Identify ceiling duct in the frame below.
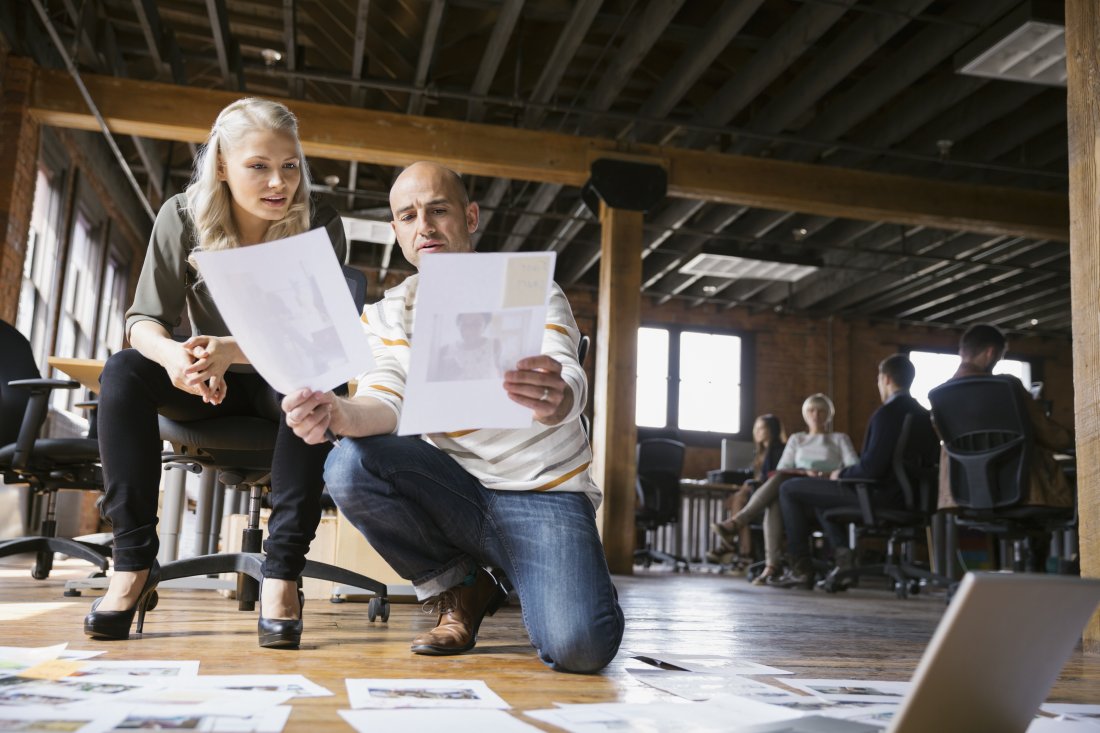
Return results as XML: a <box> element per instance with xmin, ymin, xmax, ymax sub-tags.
<box><xmin>955</xmin><ymin>0</ymin><xmax>1065</xmax><ymax>87</ymax></box>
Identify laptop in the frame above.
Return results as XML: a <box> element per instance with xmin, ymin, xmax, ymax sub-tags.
<box><xmin>742</xmin><ymin>572</ymin><xmax>1100</xmax><ymax>733</ymax></box>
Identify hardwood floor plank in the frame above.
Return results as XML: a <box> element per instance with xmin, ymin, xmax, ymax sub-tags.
<box><xmin>1</xmin><ymin>560</ymin><xmax>1097</xmax><ymax>731</ymax></box>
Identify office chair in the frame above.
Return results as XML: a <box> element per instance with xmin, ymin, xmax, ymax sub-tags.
<box><xmin>154</xmin><ymin>263</ymin><xmax>390</xmax><ymax>621</ymax></box>
<box><xmin>634</xmin><ymin>437</ymin><xmax>689</xmax><ymax>571</ymax></box>
<box><xmin>0</xmin><ymin>320</ymin><xmax>111</xmax><ymax>580</ymax></box>
<box><xmin>929</xmin><ymin>376</ymin><xmax>1075</xmax><ymax>574</ymax></box>
<box><xmin>821</xmin><ymin>413</ymin><xmax>950</xmax><ymax>598</ymax></box>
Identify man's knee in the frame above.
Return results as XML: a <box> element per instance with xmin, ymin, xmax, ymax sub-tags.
<box><xmin>323</xmin><ymin>434</ymin><xmax>418</xmax><ymax>503</ymax></box>
<box><xmin>537</xmin><ymin>607</ymin><xmax>624</xmax><ymax>674</ymax></box>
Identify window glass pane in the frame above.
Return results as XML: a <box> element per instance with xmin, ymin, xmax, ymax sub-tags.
<box><xmin>636</xmin><ymin>327</ymin><xmax>669</xmax><ymax>427</ymax></box>
<box><xmin>678</xmin><ymin>332</ymin><xmax>741</xmax><ymax>433</ymax></box>
<box><xmin>17</xmin><ymin>167</ymin><xmax>62</xmax><ymax>364</ymax></box>
<box><xmin>910</xmin><ymin>350</ymin><xmax>1032</xmax><ymax>408</ymax></box>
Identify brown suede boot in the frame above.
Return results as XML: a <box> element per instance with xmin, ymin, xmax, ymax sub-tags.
<box><xmin>411</xmin><ymin>568</ymin><xmax>507</xmax><ymax>656</ymax></box>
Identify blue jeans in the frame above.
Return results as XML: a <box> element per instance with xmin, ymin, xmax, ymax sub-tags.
<box><xmin>324</xmin><ymin>434</ymin><xmax>624</xmax><ymax>673</ymax></box>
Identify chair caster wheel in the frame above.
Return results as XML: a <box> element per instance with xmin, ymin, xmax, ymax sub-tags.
<box><xmin>368</xmin><ymin>597</ymin><xmax>389</xmax><ymax>622</ymax></box>
<box><xmin>64</xmin><ymin>588</ymin><xmax>82</xmax><ymax>597</ymax></box>
<box><xmin>32</xmin><ymin>553</ymin><xmax>53</xmax><ymax>580</ymax></box>
<box><xmin>329</xmin><ymin>596</ymin><xmax>346</xmax><ymax>604</ymax></box>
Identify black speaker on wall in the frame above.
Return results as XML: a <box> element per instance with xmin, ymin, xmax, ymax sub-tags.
<box><xmin>581</xmin><ymin>158</ymin><xmax>668</xmax><ymax>216</ymax></box>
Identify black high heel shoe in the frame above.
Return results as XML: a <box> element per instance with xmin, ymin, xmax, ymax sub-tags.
<box><xmin>257</xmin><ymin>578</ymin><xmax>304</xmax><ymax>649</ymax></box>
<box><xmin>83</xmin><ymin>562</ymin><xmax>161</xmax><ymax>640</ymax></box>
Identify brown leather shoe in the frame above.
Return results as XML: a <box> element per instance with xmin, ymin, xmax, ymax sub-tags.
<box><xmin>411</xmin><ymin>568</ymin><xmax>507</xmax><ymax>656</ymax></box>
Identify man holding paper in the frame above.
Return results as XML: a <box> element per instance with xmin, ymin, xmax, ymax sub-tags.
<box><xmin>281</xmin><ymin>162</ymin><xmax>624</xmax><ymax>673</ymax></box>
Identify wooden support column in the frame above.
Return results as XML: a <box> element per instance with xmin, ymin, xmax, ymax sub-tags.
<box><xmin>0</xmin><ymin>54</ymin><xmax>39</xmax><ymax>324</ymax></box>
<box><xmin>592</xmin><ymin>202</ymin><xmax>642</xmax><ymax>575</ymax></box>
<box><xmin>1067</xmin><ymin>0</ymin><xmax>1100</xmax><ymax>653</ymax></box>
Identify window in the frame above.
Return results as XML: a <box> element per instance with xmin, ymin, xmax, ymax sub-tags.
<box><xmin>636</xmin><ymin>326</ymin><xmax>746</xmax><ymax>436</ymax></box>
<box><xmin>95</xmin><ymin>249</ymin><xmax>129</xmax><ymax>360</ymax></box>
<box><xmin>909</xmin><ymin>350</ymin><xmax>1032</xmax><ymax>409</ymax></box>
<box><xmin>53</xmin><ymin>210</ymin><xmax>104</xmax><ymax>413</ymax></box>
<box><xmin>16</xmin><ymin>166</ymin><xmax>64</xmax><ymax>365</ymax></box>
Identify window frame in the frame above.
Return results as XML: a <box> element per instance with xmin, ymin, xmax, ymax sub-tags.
<box><xmin>902</xmin><ymin>344</ymin><xmax>1041</xmax><ymax>409</ymax></box>
<box><xmin>636</xmin><ymin>322</ymin><xmax>754</xmax><ymax>448</ymax></box>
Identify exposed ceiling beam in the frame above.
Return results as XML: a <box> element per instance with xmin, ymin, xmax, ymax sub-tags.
<box><xmin>407</xmin><ymin>0</ymin><xmax>445</xmax><ymax>116</ymax></box>
<box><xmin>522</xmin><ymin>0</ymin><xmax>602</xmax><ymax>127</ymax></box>
<box><xmin>349</xmin><ymin>0</ymin><xmax>370</xmax><ymax>107</ymax></box>
<box><xmin>630</xmin><ymin>0</ymin><xmax>763</xmax><ymax>142</ymax></box>
<box><xmin>131</xmin><ymin>0</ymin><xmax>165</xmax><ymax>72</ymax></box>
<box><xmin>204</xmin><ymin>0</ymin><xmax>244</xmax><ymax>91</ymax></box>
<box><xmin>283</xmin><ymin>0</ymin><xmax>300</xmax><ymax>97</ymax></box>
<box><xmin>732</xmin><ymin>0</ymin><xmax>936</xmax><ymax>157</ymax></box>
<box><xmin>466</xmin><ymin>0</ymin><xmax>524</xmax><ymax>122</ymax></box>
<box><xmin>28</xmin><ymin>68</ymin><xmax>1070</xmax><ymax>242</ymax></box>
<box><xmin>676</xmin><ymin>0</ymin><xmax>855</xmax><ymax>148</ymax></box>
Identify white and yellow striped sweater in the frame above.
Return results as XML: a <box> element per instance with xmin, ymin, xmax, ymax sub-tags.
<box><xmin>354</xmin><ymin>274</ymin><xmax>601</xmax><ymax>508</ymax></box>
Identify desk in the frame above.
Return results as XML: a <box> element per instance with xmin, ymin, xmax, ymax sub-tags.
<box><xmin>653</xmin><ymin>479</ymin><xmax>742</xmax><ymax>563</ymax></box>
<box><xmin>46</xmin><ymin>357</ymin><xmax>104</xmax><ymax>393</ymax></box>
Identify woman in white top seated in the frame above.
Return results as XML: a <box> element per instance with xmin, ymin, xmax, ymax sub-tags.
<box><xmin>712</xmin><ymin>393</ymin><xmax>857</xmax><ymax>585</ymax></box>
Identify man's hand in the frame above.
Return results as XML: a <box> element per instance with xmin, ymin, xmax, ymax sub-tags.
<box><xmin>504</xmin><ymin>355</ymin><xmax>573</xmax><ymax>425</ymax></box>
<box><xmin>829</xmin><ymin>468</ymin><xmax>843</xmax><ymax>480</ymax></box>
<box><xmin>182</xmin><ymin>335</ymin><xmax>241</xmax><ymax>405</ymax></box>
<box><xmin>282</xmin><ymin>389</ymin><xmax>339</xmax><ymax>444</ymax></box>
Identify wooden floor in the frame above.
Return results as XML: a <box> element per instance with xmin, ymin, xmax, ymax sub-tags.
<box><xmin>2</xmin><ymin>558</ymin><xmax>1098</xmax><ymax>730</ymax></box>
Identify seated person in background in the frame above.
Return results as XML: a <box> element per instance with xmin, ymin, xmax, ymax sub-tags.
<box><xmin>937</xmin><ymin>323</ymin><xmax>1073</xmax><ymax>512</ymax></box>
<box><xmin>775</xmin><ymin>354</ymin><xmax>938</xmax><ymax>589</ymax></box>
<box><xmin>280</xmin><ymin>161</ymin><xmax>624</xmax><ymax>673</ymax></box>
<box><xmin>712</xmin><ymin>393</ymin><xmax>857</xmax><ymax>585</ymax></box>
<box><xmin>706</xmin><ymin>414</ymin><xmax>785</xmax><ymax>569</ymax></box>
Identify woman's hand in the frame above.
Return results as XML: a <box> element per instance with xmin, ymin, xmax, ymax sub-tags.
<box><xmin>503</xmin><ymin>355</ymin><xmax>573</xmax><ymax>425</ymax></box>
<box><xmin>182</xmin><ymin>335</ymin><xmax>242</xmax><ymax>405</ymax></box>
<box><xmin>160</xmin><ymin>341</ymin><xmax>212</xmax><ymax>399</ymax></box>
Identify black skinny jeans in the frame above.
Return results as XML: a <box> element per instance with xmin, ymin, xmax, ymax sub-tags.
<box><xmin>98</xmin><ymin>348</ymin><xmax>330</xmax><ymax>579</ymax></box>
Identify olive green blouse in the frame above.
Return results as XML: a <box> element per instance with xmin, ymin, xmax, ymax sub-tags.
<box><xmin>125</xmin><ymin>193</ymin><xmax>347</xmax><ymax>346</ymax></box>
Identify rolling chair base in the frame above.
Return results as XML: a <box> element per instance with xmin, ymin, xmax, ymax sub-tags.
<box><xmin>0</xmin><ymin>537</ymin><xmax>111</xmax><ymax>579</ymax></box>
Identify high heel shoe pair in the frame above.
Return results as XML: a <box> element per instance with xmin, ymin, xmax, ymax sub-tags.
<box><xmin>83</xmin><ymin>562</ymin><xmax>161</xmax><ymax>640</ymax></box>
<box><xmin>257</xmin><ymin>578</ymin><xmax>305</xmax><ymax>649</ymax></box>
<box><xmin>83</xmin><ymin>566</ymin><xmax>303</xmax><ymax>648</ymax></box>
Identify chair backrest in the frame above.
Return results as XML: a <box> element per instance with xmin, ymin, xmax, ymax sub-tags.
<box><xmin>928</xmin><ymin>376</ymin><xmax>1032</xmax><ymax>511</ymax></box>
<box><xmin>0</xmin><ymin>320</ymin><xmax>41</xmax><ymax>447</ymax></box>
<box><xmin>890</xmin><ymin>412</ymin><xmax>940</xmax><ymax>515</ymax></box>
<box><xmin>635</xmin><ymin>438</ymin><xmax>686</xmax><ymax>525</ymax></box>
<box><xmin>341</xmin><ymin>265</ymin><xmax>368</xmax><ymax>313</ymax></box>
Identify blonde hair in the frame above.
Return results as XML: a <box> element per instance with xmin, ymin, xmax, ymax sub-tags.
<box><xmin>185</xmin><ymin>98</ymin><xmax>312</xmax><ymax>264</ymax></box>
<box><xmin>802</xmin><ymin>393</ymin><xmax>836</xmax><ymax>422</ymax></box>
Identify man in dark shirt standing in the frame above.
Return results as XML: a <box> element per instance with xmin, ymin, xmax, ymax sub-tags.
<box><xmin>775</xmin><ymin>354</ymin><xmax>937</xmax><ymax>589</ymax></box>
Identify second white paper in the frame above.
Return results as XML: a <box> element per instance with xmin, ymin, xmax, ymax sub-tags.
<box><xmin>398</xmin><ymin>252</ymin><xmax>555</xmax><ymax>435</ymax></box>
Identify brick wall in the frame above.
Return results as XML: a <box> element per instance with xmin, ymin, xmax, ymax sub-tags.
<box><xmin>564</xmin><ymin>287</ymin><xmax>1074</xmax><ymax>480</ymax></box>
<box><xmin>0</xmin><ymin>54</ymin><xmax>39</xmax><ymax>324</ymax></box>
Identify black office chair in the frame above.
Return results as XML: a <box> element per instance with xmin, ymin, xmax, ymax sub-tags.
<box><xmin>0</xmin><ymin>320</ymin><xmax>111</xmax><ymax>579</ymax></box>
<box><xmin>929</xmin><ymin>376</ymin><xmax>1075</xmax><ymax>573</ymax></box>
<box><xmin>634</xmin><ymin>437</ymin><xmax>689</xmax><ymax>571</ymax></box>
<box><xmin>576</xmin><ymin>334</ymin><xmax>591</xmax><ymax>440</ymax></box>
<box><xmin>821</xmin><ymin>413</ymin><xmax>949</xmax><ymax>598</ymax></box>
<box><xmin>155</xmin><ymin>263</ymin><xmax>391</xmax><ymax>622</ymax></box>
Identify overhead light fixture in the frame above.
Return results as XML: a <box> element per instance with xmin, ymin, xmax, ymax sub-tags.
<box><xmin>679</xmin><ymin>253</ymin><xmax>817</xmax><ymax>283</ymax></box>
<box><xmin>341</xmin><ymin>216</ymin><xmax>395</xmax><ymax>245</ymax></box>
<box><xmin>791</xmin><ymin>227</ymin><xmax>809</xmax><ymax>241</ymax></box>
<box><xmin>323</xmin><ymin>174</ymin><xmax>341</xmax><ymax>187</ymax></box>
<box><xmin>260</xmin><ymin>48</ymin><xmax>283</xmax><ymax>67</ymax></box>
<box><xmin>955</xmin><ymin>0</ymin><xmax>1065</xmax><ymax>87</ymax></box>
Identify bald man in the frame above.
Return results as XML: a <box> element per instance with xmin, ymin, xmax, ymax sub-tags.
<box><xmin>281</xmin><ymin>162</ymin><xmax>623</xmax><ymax>673</ymax></box>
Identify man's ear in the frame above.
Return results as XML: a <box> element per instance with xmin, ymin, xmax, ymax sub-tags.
<box><xmin>466</xmin><ymin>202</ymin><xmax>480</xmax><ymax>235</ymax></box>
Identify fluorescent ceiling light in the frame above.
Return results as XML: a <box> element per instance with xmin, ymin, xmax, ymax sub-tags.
<box><xmin>955</xmin><ymin>1</ymin><xmax>1065</xmax><ymax>87</ymax></box>
<box><xmin>341</xmin><ymin>217</ymin><xmax>395</xmax><ymax>245</ymax></box>
<box><xmin>679</xmin><ymin>253</ymin><xmax>817</xmax><ymax>282</ymax></box>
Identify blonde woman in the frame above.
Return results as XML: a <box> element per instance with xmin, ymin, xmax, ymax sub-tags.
<box><xmin>85</xmin><ymin>99</ymin><xmax>346</xmax><ymax>648</ymax></box>
<box><xmin>712</xmin><ymin>393</ymin><xmax>857</xmax><ymax>584</ymax></box>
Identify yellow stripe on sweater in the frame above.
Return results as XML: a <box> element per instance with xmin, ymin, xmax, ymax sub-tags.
<box><xmin>531</xmin><ymin>461</ymin><xmax>591</xmax><ymax>492</ymax></box>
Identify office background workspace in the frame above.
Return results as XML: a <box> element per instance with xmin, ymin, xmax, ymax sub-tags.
<box><xmin>0</xmin><ymin>0</ymin><xmax>1098</xmax><ymax>677</ymax></box>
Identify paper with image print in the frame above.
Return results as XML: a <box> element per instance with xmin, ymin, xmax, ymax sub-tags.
<box><xmin>340</xmin><ymin>709</ymin><xmax>538</xmax><ymax>733</ymax></box>
<box><xmin>399</xmin><ymin>252</ymin><xmax>555</xmax><ymax>435</ymax></box>
<box><xmin>345</xmin><ymin>678</ymin><xmax>508</xmax><ymax>709</ymax></box>
<box><xmin>0</xmin><ymin>705</ymin><xmax>127</xmax><ymax>733</ymax></box>
<box><xmin>193</xmin><ymin>228</ymin><xmax>374</xmax><ymax>394</ymax></box>
<box><xmin>781</xmin><ymin>679</ymin><xmax>910</xmax><ymax>704</ymax></box>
